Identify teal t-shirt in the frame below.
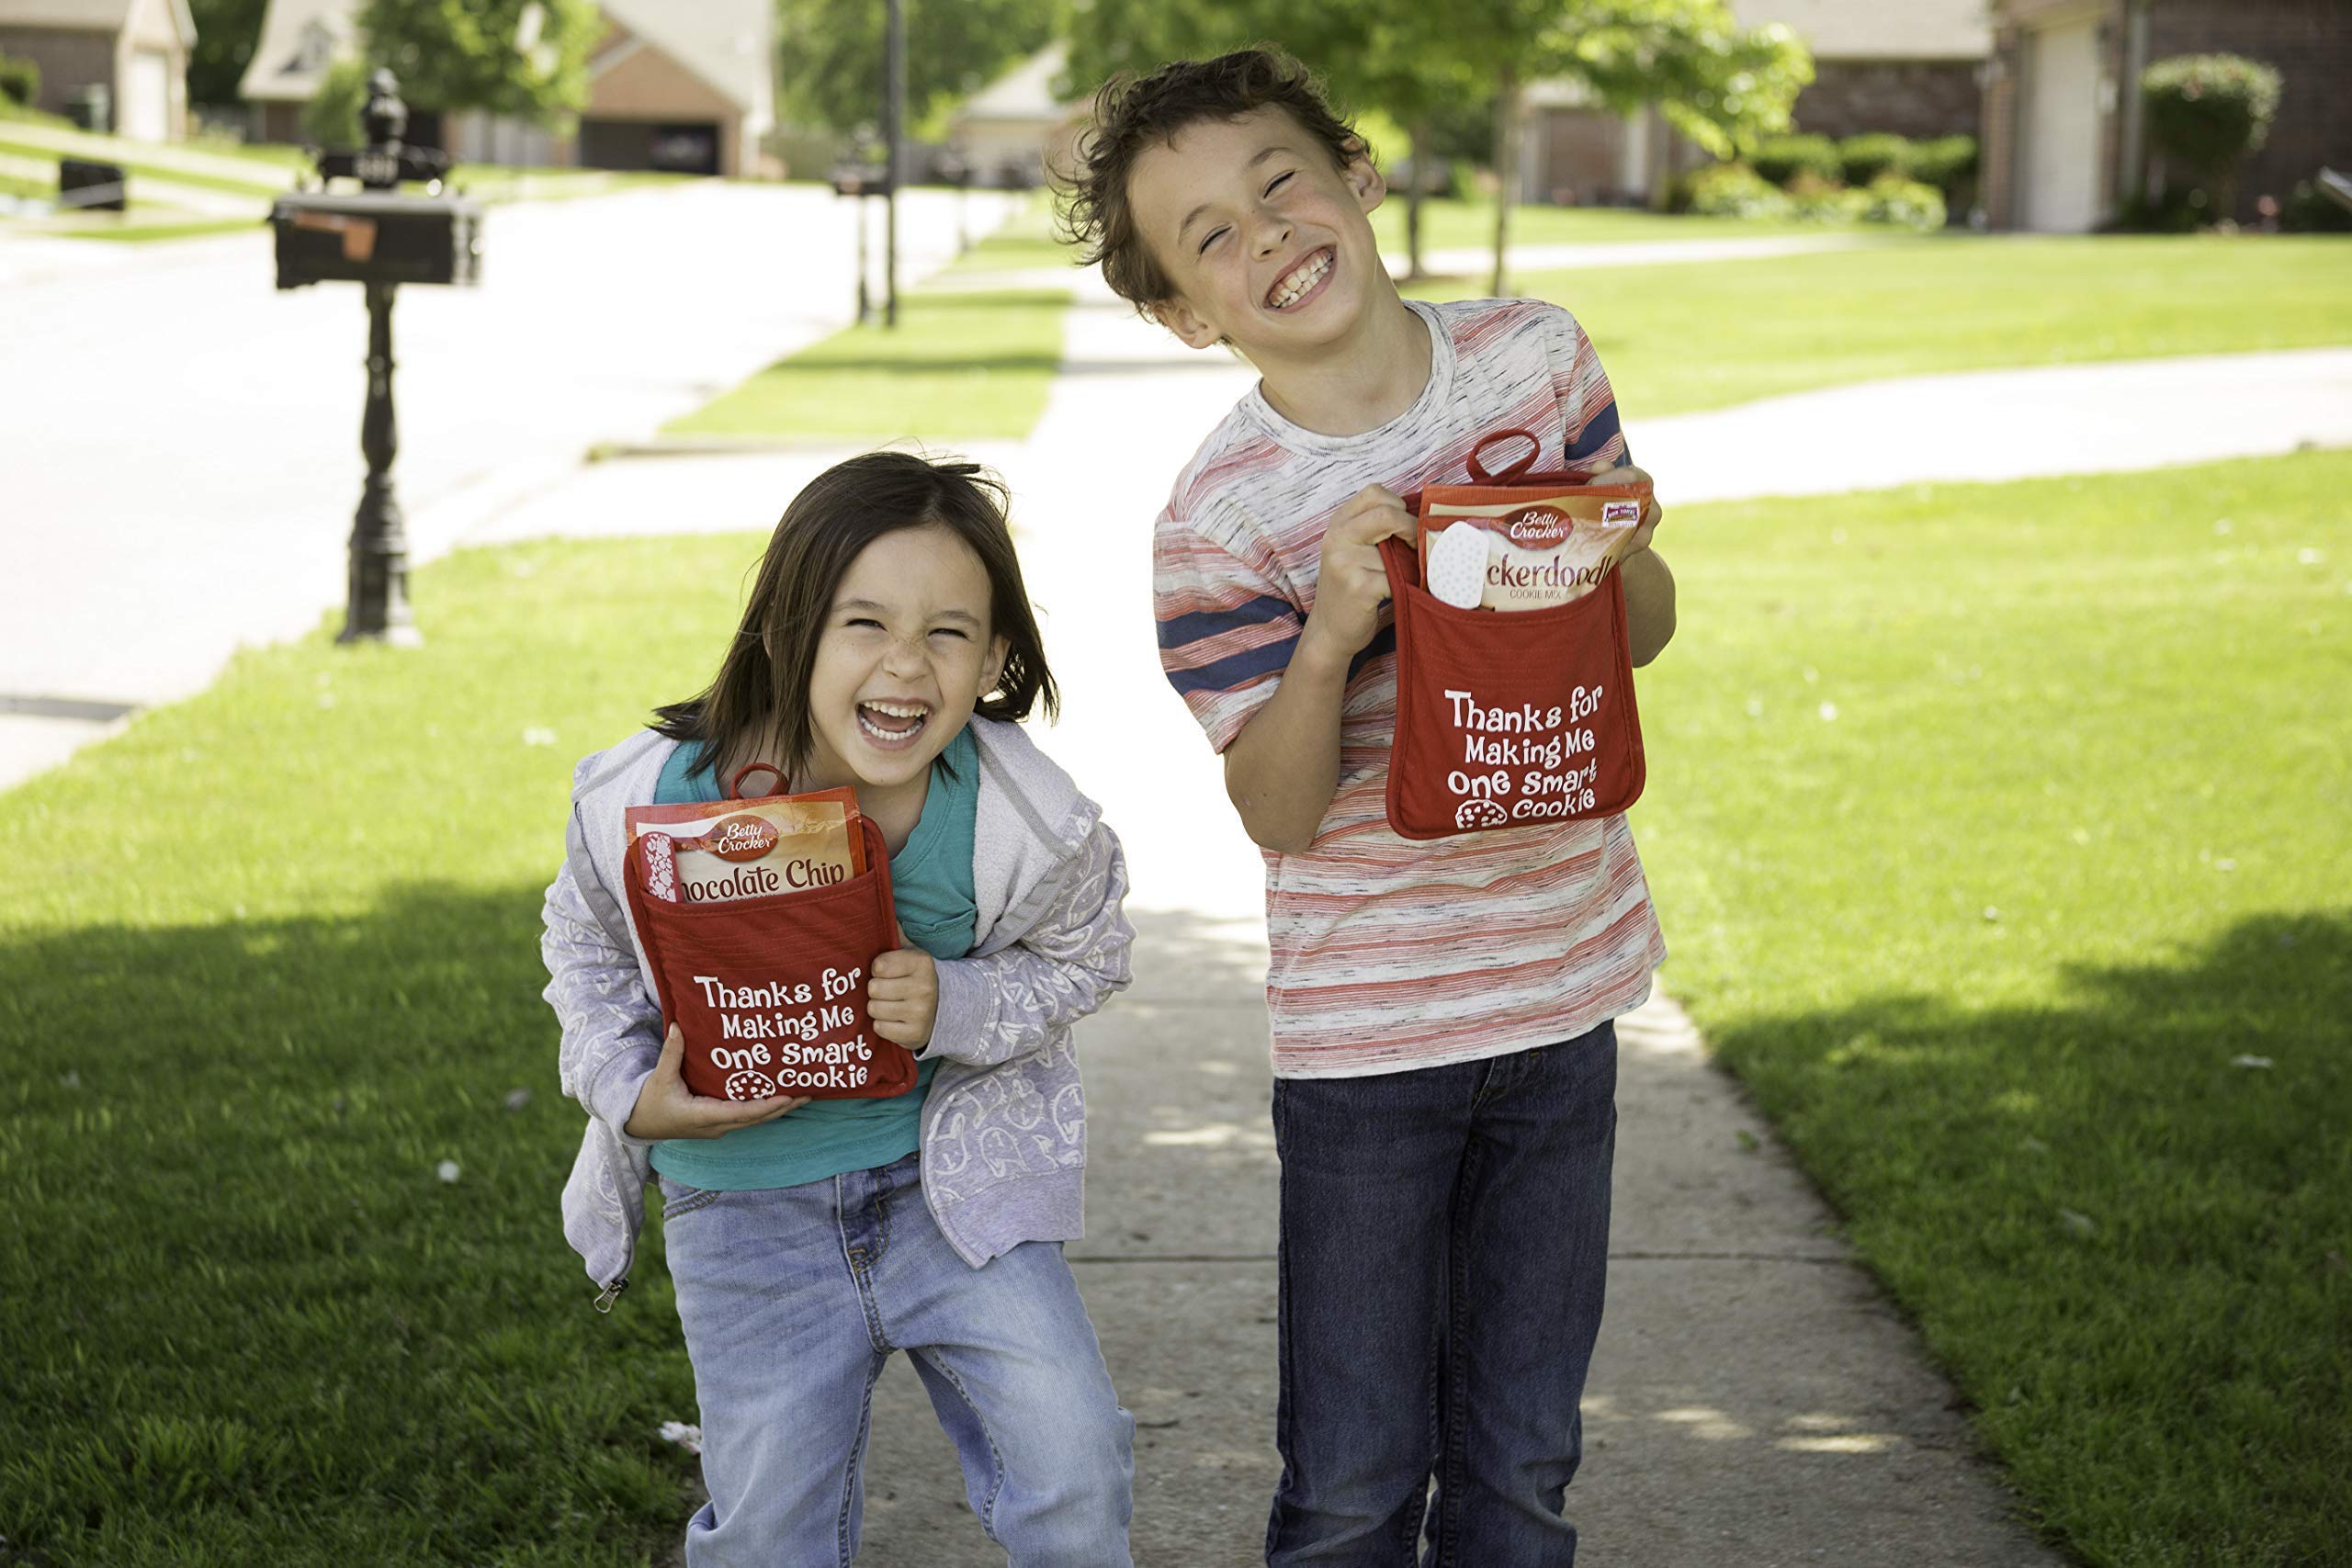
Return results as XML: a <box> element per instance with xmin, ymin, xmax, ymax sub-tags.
<box><xmin>648</xmin><ymin>730</ymin><xmax>978</xmax><ymax>1190</ymax></box>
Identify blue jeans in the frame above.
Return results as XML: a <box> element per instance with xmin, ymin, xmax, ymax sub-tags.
<box><xmin>658</xmin><ymin>1153</ymin><xmax>1135</xmax><ymax>1566</ymax></box>
<box><xmin>1265</xmin><ymin>1022</ymin><xmax>1619</xmax><ymax>1567</ymax></box>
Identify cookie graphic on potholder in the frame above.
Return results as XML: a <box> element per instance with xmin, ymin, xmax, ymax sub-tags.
<box><xmin>1425</xmin><ymin>524</ymin><xmax>1491</xmax><ymax>610</ymax></box>
<box><xmin>723</xmin><ymin>1068</ymin><xmax>777</xmax><ymax>1101</ymax></box>
<box><xmin>641</xmin><ymin>833</ymin><xmax>679</xmax><ymax>901</ymax></box>
<box><xmin>1454</xmin><ymin>798</ymin><xmax>1509</xmax><ymax>830</ymax></box>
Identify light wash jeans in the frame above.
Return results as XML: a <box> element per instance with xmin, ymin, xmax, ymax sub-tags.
<box><xmin>658</xmin><ymin>1152</ymin><xmax>1135</xmax><ymax>1566</ymax></box>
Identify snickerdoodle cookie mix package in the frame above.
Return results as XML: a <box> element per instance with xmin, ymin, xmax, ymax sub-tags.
<box><xmin>1380</xmin><ymin>430</ymin><xmax>1652</xmax><ymax>840</ymax></box>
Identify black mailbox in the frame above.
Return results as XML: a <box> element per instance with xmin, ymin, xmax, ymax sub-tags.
<box><xmin>59</xmin><ymin>158</ymin><xmax>127</xmax><ymax>211</ymax></box>
<box><xmin>271</xmin><ymin>190</ymin><xmax>481</xmax><ymax>289</ymax></box>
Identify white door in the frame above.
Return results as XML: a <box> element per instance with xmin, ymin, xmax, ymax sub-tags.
<box><xmin>122</xmin><ymin>51</ymin><xmax>171</xmax><ymax>141</ymax></box>
<box><xmin>2021</xmin><ymin>16</ymin><xmax>2101</xmax><ymax>231</ymax></box>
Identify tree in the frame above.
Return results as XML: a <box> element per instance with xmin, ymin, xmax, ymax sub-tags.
<box><xmin>1058</xmin><ymin>0</ymin><xmax>1807</xmax><ymax>292</ymax></box>
<box><xmin>187</xmin><ymin>0</ymin><xmax>271</xmax><ymax>109</ymax></box>
<box><xmin>777</xmin><ymin>0</ymin><xmax>1058</xmax><ymax>141</ymax></box>
<box><xmin>1433</xmin><ymin>0</ymin><xmax>1810</xmax><ymax>293</ymax></box>
<box><xmin>2141</xmin><ymin>53</ymin><xmax>2281</xmax><ymax>223</ymax></box>
<box><xmin>1060</xmin><ymin>0</ymin><xmax>1478</xmax><ymax>279</ymax></box>
<box><xmin>356</xmin><ymin>0</ymin><xmax>603</xmax><ymax>126</ymax></box>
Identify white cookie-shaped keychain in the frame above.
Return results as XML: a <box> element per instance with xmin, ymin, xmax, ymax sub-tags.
<box><xmin>1424</xmin><ymin>524</ymin><xmax>1491</xmax><ymax>610</ymax></box>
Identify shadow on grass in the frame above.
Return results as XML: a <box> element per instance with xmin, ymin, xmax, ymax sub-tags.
<box><xmin>0</xmin><ymin>882</ymin><xmax>695</xmax><ymax>1566</ymax></box>
<box><xmin>1698</xmin><ymin>909</ymin><xmax>2352</xmax><ymax>1565</ymax></box>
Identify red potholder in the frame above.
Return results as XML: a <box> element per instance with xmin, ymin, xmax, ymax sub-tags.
<box><xmin>1379</xmin><ymin>430</ymin><xmax>1648</xmax><ymax>840</ymax></box>
<box><xmin>622</xmin><ymin>769</ymin><xmax>915</xmax><ymax>1102</ymax></box>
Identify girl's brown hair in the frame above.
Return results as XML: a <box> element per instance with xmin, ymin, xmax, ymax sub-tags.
<box><xmin>652</xmin><ymin>451</ymin><xmax>1057</xmax><ymax>786</ymax></box>
<box><xmin>1054</xmin><ymin>47</ymin><xmax>1370</xmax><ymax>321</ymax></box>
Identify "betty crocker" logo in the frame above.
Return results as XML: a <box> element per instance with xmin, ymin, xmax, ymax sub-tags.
<box><xmin>1504</xmin><ymin>506</ymin><xmax>1572</xmax><ymax>545</ymax></box>
<box><xmin>705</xmin><ymin>814</ymin><xmax>781</xmax><ymax>863</ymax></box>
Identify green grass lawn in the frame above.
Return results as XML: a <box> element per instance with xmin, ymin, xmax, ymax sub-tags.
<box><xmin>663</xmin><ymin>201</ymin><xmax>1072</xmax><ymax>443</ymax></box>
<box><xmin>1372</xmin><ymin>192</ymin><xmax>1826</xmax><ymax>255</ymax></box>
<box><xmin>1415</xmin><ymin>232</ymin><xmax>2352</xmax><ymax>418</ymax></box>
<box><xmin>0</xmin><ymin>536</ymin><xmax>756</xmax><ymax>1567</ymax></box>
<box><xmin>1631</xmin><ymin>448</ymin><xmax>2352</xmax><ymax>1566</ymax></box>
<box><xmin>0</xmin><ymin>137</ymin><xmax>282</xmax><ymax>200</ymax></box>
<box><xmin>1</xmin><ymin>453</ymin><xmax>2344</xmax><ymax>1562</ymax></box>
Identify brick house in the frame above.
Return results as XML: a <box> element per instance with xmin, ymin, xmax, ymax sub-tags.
<box><xmin>0</xmin><ymin>0</ymin><xmax>196</xmax><ymax>141</ymax></box>
<box><xmin>1980</xmin><ymin>0</ymin><xmax>2350</xmax><ymax>231</ymax></box>
<box><xmin>1521</xmin><ymin>0</ymin><xmax>1989</xmax><ymax>208</ymax></box>
<box><xmin>236</xmin><ymin>0</ymin><xmax>773</xmax><ymax>176</ymax></box>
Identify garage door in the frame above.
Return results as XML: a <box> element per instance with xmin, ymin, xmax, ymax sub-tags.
<box><xmin>2021</xmin><ymin>16</ymin><xmax>2100</xmax><ymax>232</ymax></box>
<box><xmin>578</xmin><ymin>118</ymin><xmax>719</xmax><ymax>176</ymax></box>
<box><xmin>122</xmin><ymin>50</ymin><xmax>170</xmax><ymax>142</ymax></box>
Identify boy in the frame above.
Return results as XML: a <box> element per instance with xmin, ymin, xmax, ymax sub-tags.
<box><xmin>1057</xmin><ymin>48</ymin><xmax>1674</xmax><ymax>1565</ymax></box>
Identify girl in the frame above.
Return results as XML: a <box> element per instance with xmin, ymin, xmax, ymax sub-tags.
<box><xmin>541</xmin><ymin>452</ymin><xmax>1137</xmax><ymax>1566</ymax></box>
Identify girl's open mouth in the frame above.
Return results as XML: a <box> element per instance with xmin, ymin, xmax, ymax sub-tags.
<box><xmin>1266</xmin><ymin>246</ymin><xmax>1335</xmax><ymax>312</ymax></box>
<box><xmin>856</xmin><ymin>700</ymin><xmax>930</xmax><ymax>750</ymax></box>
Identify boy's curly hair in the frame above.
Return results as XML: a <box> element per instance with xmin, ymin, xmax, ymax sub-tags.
<box><xmin>1054</xmin><ymin>48</ymin><xmax>1370</xmax><ymax>320</ymax></box>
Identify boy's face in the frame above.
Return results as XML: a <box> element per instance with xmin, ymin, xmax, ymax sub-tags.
<box><xmin>1126</xmin><ymin>105</ymin><xmax>1386</xmax><ymax>359</ymax></box>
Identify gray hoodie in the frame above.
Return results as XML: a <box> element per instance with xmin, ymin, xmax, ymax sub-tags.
<box><xmin>542</xmin><ymin>716</ymin><xmax>1134</xmax><ymax>1310</ymax></box>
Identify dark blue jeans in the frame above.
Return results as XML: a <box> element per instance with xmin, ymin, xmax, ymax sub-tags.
<box><xmin>1265</xmin><ymin>1021</ymin><xmax>1618</xmax><ymax>1567</ymax></box>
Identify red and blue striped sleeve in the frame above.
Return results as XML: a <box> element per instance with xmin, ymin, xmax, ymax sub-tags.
<box><xmin>1152</xmin><ymin>509</ymin><xmax>1303</xmax><ymax>754</ymax></box>
<box><xmin>1550</xmin><ymin>309</ymin><xmax>1632</xmax><ymax>470</ymax></box>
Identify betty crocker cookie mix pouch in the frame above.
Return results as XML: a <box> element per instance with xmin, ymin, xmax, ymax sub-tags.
<box><xmin>1380</xmin><ymin>429</ymin><xmax>1650</xmax><ymax>840</ymax></box>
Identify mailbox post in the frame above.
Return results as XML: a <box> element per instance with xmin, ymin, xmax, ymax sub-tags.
<box><xmin>272</xmin><ymin>70</ymin><xmax>481</xmax><ymax>647</ymax></box>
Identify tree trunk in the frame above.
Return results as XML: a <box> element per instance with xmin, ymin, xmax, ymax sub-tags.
<box><xmin>1490</xmin><ymin>67</ymin><xmax>1520</xmax><ymax>298</ymax></box>
<box><xmin>1406</xmin><ymin>112</ymin><xmax>1430</xmax><ymax>280</ymax></box>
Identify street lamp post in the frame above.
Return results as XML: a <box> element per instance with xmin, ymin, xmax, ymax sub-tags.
<box><xmin>883</xmin><ymin>0</ymin><xmax>905</xmax><ymax>328</ymax></box>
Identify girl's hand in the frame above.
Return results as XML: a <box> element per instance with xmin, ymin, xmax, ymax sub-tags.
<box><xmin>867</xmin><ymin>948</ymin><xmax>938</xmax><ymax>1049</ymax></box>
<box><xmin>623</xmin><ymin>1024</ymin><xmax>810</xmax><ymax>1140</ymax></box>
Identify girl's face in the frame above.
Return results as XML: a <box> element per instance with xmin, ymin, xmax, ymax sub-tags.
<box><xmin>799</xmin><ymin>524</ymin><xmax>1008</xmax><ymax>796</ymax></box>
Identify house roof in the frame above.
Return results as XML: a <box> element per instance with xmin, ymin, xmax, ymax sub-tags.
<box><xmin>1730</xmin><ymin>0</ymin><xmax>1991</xmax><ymax>62</ymax></box>
<box><xmin>236</xmin><ymin>0</ymin><xmax>349</xmax><ymax>103</ymax></box>
<box><xmin>0</xmin><ymin>0</ymin><xmax>194</xmax><ymax>46</ymax></box>
<box><xmin>600</xmin><ymin>0</ymin><xmax>768</xmax><ymax>119</ymax></box>
<box><xmin>238</xmin><ymin>0</ymin><xmax>770</xmax><ymax>123</ymax></box>
<box><xmin>952</xmin><ymin>41</ymin><xmax>1076</xmax><ymax>127</ymax></box>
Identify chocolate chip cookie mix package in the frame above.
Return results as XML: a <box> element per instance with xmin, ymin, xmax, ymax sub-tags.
<box><xmin>620</xmin><ymin>765</ymin><xmax>915</xmax><ymax>1102</ymax></box>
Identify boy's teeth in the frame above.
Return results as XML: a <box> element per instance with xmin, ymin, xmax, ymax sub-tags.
<box><xmin>1270</xmin><ymin>249</ymin><xmax>1329</xmax><ymax>309</ymax></box>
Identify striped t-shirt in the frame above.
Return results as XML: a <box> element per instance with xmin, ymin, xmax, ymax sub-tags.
<box><xmin>1153</xmin><ymin>296</ymin><xmax>1667</xmax><ymax>1078</ymax></box>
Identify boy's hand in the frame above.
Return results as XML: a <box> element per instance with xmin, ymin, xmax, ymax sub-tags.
<box><xmin>868</xmin><ymin>948</ymin><xmax>938</xmax><ymax>1049</ymax></box>
<box><xmin>1586</xmin><ymin>462</ymin><xmax>1665</xmax><ymax>555</ymax></box>
<box><xmin>1300</xmin><ymin>485</ymin><xmax>1417</xmax><ymax>668</ymax></box>
<box><xmin>624</xmin><ymin>1023</ymin><xmax>810</xmax><ymax>1140</ymax></box>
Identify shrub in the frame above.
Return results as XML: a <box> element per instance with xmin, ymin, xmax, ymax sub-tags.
<box><xmin>2142</xmin><ymin>54</ymin><xmax>2282</xmax><ymax>178</ymax></box>
<box><xmin>1864</xmin><ymin>175</ymin><xmax>1947</xmax><ymax>231</ymax></box>
<box><xmin>1790</xmin><ymin>174</ymin><xmax>1871</xmax><ymax>223</ymax></box>
<box><xmin>1752</xmin><ymin>133</ymin><xmax>1840</xmax><ymax>188</ymax></box>
<box><xmin>1838</xmin><ymin>133</ymin><xmax>1914</xmax><ymax>186</ymax></box>
<box><xmin>1909</xmin><ymin>134</ymin><xmax>1979</xmax><ymax>197</ymax></box>
<box><xmin>0</xmin><ymin>51</ymin><xmax>39</xmax><ymax>109</ymax></box>
<box><xmin>1685</xmin><ymin>161</ymin><xmax>1793</xmax><ymax>220</ymax></box>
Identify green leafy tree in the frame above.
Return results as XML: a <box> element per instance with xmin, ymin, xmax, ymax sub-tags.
<box><xmin>1060</xmin><ymin>0</ymin><xmax>1480</xmax><ymax>278</ymax></box>
<box><xmin>356</xmin><ymin>0</ymin><xmax>603</xmax><ymax>126</ymax></box>
<box><xmin>1059</xmin><ymin>0</ymin><xmax>1809</xmax><ymax>293</ymax></box>
<box><xmin>187</xmin><ymin>0</ymin><xmax>270</xmax><ymax>108</ymax></box>
<box><xmin>777</xmin><ymin>0</ymin><xmax>1058</xmax><ymax>141</ymax></box>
